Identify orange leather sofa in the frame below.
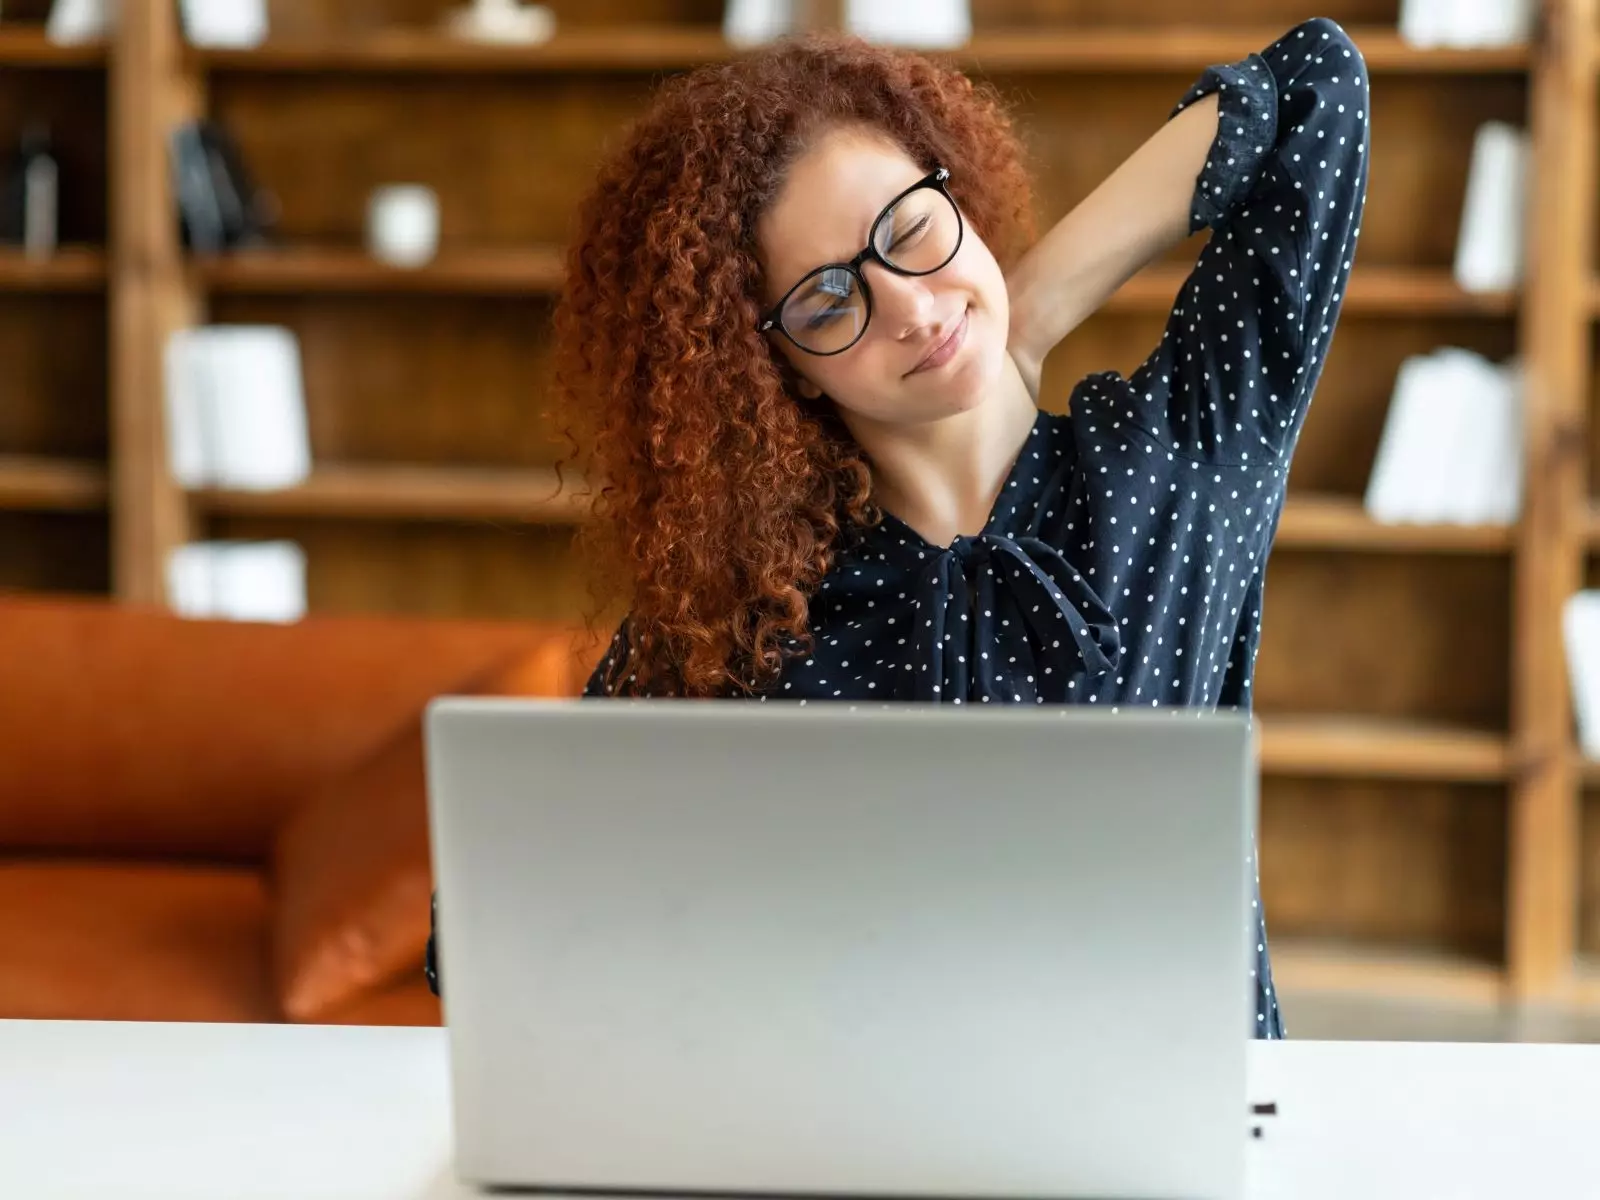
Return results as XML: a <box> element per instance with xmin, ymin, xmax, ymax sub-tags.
<box><xmin>0</xmin><ymin>593</ymin><xmax>592</xmax><ymax>1026</ymax></box>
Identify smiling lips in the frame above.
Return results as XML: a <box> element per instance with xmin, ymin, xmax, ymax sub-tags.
<box><xmin>908</xmin><ymin>308</ymin><xmax>969</xmax><ymax>376</ymax></box>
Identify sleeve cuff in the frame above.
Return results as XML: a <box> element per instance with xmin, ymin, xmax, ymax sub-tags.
<box><xmin>1171</xmin><ymin>53</ymin><xmax>1279</xmax><ymax>236</ymax></box>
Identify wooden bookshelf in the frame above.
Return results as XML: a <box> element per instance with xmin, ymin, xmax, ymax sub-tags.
<box><xmin>184</xmin><ymin>480</ymin><xmax>1509</xmax><ymax>555</ymax></box>
<box><xmin>192</xmin><ymin>245</ymin><xmax>565</xmax><ymax>294</ymax></box>
<box><xmin>1106</xmin><ymin>264</ymin><xmax>1517</xmax><ymax>317</ymax></box>
<box><xmin>37</xmin><ymin>0</ymin><xmax>1596</xmax><ymax>1021</ymax></box>
<box><xmin>1275</xmin><ymin>494</ymin><xmax>1514</xmax><ymax>553</ymax></box>
<box><xmin>0</xmin><ymin>456</ymin><xmax>108</xmax><ymax>511</ymax></box>
<box><xmin>191</xmin><ymin>463</ymin><xmax>581</xmax><ymax>522</ymax></box>
<box><xmin>1272</xmin><ymin>940</ymin><xmax>1506</xmax><ymax>1006</ymax></box>
<box><xmin>190</xmin><ymin>25</ymin><xmax>1532</xmax><ymax>76</ymax></box>
<box><xmin>0</xmin><ymin>26</ymin><xmax>106</xmax><ymax>67</ymax></box>
<box><xmin>0</xmin><ymin>246</ymin><xmax>108</xmax><ymax>292</ymax></box>
<box><xmin>193</xmin><ymin>250</ymin><xmax>1512</xmax><ymax>316</ymax></box>
<box><xmin>1256</xmin><ymin>716</ymin><xmax>1511</xmax><ymax>783</ymax></box>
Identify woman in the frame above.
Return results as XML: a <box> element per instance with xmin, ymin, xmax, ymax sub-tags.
<box><xmin>430</xmin><ymin>16</ymin><xmax>1370</xmax><ymax>1039</ymax></box>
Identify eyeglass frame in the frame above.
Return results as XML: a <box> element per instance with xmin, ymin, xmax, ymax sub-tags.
<box><xmin>756</xmin><ymin>165</ymin><xmax>964</xmax><ymax>357</ymax></box>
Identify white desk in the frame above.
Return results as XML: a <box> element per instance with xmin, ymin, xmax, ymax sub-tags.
<box><xmin>1</xmin><ymin>1020</ymin><xmax>1597</xmax><ymax>1199</ymax></box>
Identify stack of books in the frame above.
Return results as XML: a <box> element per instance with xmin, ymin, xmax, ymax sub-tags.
<box><xmin>164</xmin><ymin>323</ymin><xmax>311</xmax><ymax>622</ymax></box>
<box><xmin>1456</xmin><ymin>121</ymin><xmax>1529</xmax><ymax>294</ymax></box>
<box><xmin>1564</xmin><ymin>592</ymin><xmax>1600</xmax><ymax>760</ymax></box>
<box><xmin>167</xmin><ymin>540</ymin><xmax>307</xmax><ymax>624</ymax></box>
<box><xmin>1364</xmin><ymin>348</ymin><xmax>1523</xmax><ymax>527</ymax></box>
<box><xmin>1399</xmin><ymin>0</ymin><xmax>1535</xmax><ymax>47</ymax></box>
<box><xmin>164</xmin><ymin>324</ymin><xmax>310</xmax><ymax>491</ymax></box>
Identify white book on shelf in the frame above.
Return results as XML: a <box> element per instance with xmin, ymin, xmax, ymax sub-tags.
<box><xmin>167</xmin><ymin>541</ymin><xmax>220</xmax><ymax>619</ymax></box>
<box><xmin>1455</xmin><ymin>122</ymin><xmax>1529</xmax><ymax>293</ymax></box>
<box><xmin>1398</xmin><ymin>0</ymin><xmax>1449</xmax><ymax>47</ymax></box>
<box><xmin>723</xmin><ymin>0</ymin><xmax>792</xmax><ymax>46</ymax></box>
<box><xmin>207</xmin><ymin>325</ymin><xmax>312</xmax><ymax>491</ymax></box>
<box><xmin>1365</xmin><ymin>353</ymin><xmax>1444</xmax><ymax>523</ymax></box>
<box><xmin>846</xmin><ymin>0</ymin><xmax>970</xmax><ymax>48</ymax></box>
<box><xmin>1484</xmin><ymin>359</ymin><xmax>1525</xmax><ymax>524</ymax></box>
<box><xmin>1414</xmin><ymin>349</ymin><xmax>1483</xmax><ymax>523</ymax></box>
<box><xmin>1441</xmin><ymin>350</ymin><xmax>1508</xmax><ymax>525</ymax></box>
<box><xmin>214</xmin><ymin>540</ymin><xmax>307</xmax><ymax>623</ymax></box>
<box><xmin>163</xmin><ymin>324</ymin><xmax>311</xmax><ymax>490</ymax></box>
<box><xmin>163</xmin><ymin>328</ymin><xmax>218</xmax><ymax>489</ymax></box>
<box><xmin>1563</xmin><ymin>591</ymin><xmax>1600</xmax><ymax>760</ymax></box>
<box><xmin>166</xmin><ymin>540</ymin><xmax>307</xmax><ymax>624</ymax></box>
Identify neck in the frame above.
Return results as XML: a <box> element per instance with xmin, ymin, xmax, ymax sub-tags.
<box><xmin>842</xmin><ymin>357</ymin><xmax>1039</xmax><ymax>548</ymax></box>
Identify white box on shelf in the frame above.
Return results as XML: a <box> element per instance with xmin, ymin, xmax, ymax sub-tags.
<box><xmin>1455</xmin><ymin>122</ymin><xmax>1529</xmax><ymax>293</ymax></box>
<box><xmin>46</xmin><ymin>0</ymin><xmax>114</xmax><ymax>44</ymax></box>
<box><xmin>444</xmin><ymin>0</ymin><xmax>555</xmax><ymax>44</ymax></box>
<box><xmin>845</xmin><ymin>0</ymin><xmax>970</xmax><ymax>48</ymax></box>
<box><xmin>1400</xmin><ymin>0</ymin><xmax>1535</xmax><ymax>48</ymax></box>
<box><xmin>179</xmin><ymin>0</ymin><xmax>268</xmax><ymax>49</ymax></box>
<box><xmin>723</xmin><ymin>0</ymin><xmax>792</xmax><ymax>46</ymax></box>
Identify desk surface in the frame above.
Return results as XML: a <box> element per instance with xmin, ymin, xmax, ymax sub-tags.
<box><xmin>1</xmin><ymin>1020</ymin><xmax>1598</xmax><ymax>1199</ymax></box>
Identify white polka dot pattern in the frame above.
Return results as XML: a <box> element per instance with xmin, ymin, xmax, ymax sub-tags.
<box><xmin>574</xmin><ymin>18</ymin><xmax>1371</xmax><ymax>1042</ymax></box>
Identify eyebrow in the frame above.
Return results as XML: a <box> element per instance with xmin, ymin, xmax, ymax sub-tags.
<box><xmin>775</xmin><ymin>181</ymin><xmax>913</xmax><ymax>303</ymax></box>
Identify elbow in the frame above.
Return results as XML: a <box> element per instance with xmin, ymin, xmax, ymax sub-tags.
<box><xmin>1297</xmin><ymin>17</ymin><xmax>1370</xmax><ymax>90</ymax></box>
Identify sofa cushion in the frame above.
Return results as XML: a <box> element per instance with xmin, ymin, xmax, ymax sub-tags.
<box><xmin>0</xmin><ymin>593</ymin><xmax>584</xmax><ymax>861</ymax></box>
<box><xmin>0</xmin><ymin>860</ymin><xmax>278</xmax><ymax>1023</ymax></box>
<box><xmin>270</xmin><ymin>637</ymin><xmax>588</xmax><ymax>1023</ymax></box>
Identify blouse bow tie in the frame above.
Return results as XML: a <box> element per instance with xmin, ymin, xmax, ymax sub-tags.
<box><xmin>903</xmin><ymin>533</ymin><xmax>1122</xmax><ymax>704</ymax></box>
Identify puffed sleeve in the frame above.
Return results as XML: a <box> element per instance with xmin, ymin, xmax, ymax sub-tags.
<box><xmin>1128</xmin><ymin>17</ymin><xmax>1370</xmax><ymax>464</ymax></box>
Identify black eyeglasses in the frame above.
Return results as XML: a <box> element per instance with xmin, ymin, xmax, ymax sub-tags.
<box><xmin>757</xmin><ymin>166</ymin><xmax>964</xmax><ymax>357</ymax></box>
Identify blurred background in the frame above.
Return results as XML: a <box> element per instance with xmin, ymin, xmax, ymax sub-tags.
<box><xmin>3</xmin><ymin>0</ymin><xmax>1598</xmax><ymax>1042</ymax></box>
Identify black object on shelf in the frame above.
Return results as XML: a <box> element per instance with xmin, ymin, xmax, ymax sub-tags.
<box><xmin>169</xmin><ymin>118</ymin><xmax>278</xmax><ymax>253</ymax></box>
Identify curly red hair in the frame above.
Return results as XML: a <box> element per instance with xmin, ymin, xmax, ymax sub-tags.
<box><xmin>554</xmin><ymin>35</ymin><xmax>1036</xmax><ymax>697</ymax></box>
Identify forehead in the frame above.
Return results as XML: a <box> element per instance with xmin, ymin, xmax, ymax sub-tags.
<box><xmin>757</xmin><ymin>127</ymin><xmax>927</xmax><ymax>297</ymax></box>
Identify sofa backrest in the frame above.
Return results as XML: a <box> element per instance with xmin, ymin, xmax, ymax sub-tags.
<box><xmin>0</xmin><ymin>594</ymin><xmax>593</xmax><ymax>861</ymax></box>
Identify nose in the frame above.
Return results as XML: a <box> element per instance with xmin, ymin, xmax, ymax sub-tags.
<box><xmin>862</xmin><ymin>261</ymin><xmax>940</xmax><ymax>340</ymax></box>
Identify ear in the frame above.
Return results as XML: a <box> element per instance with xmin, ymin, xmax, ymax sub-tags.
<box><xmin>796</xmin><ymin>377</ymin><xmax>824</xmax><ymax>400</ymax></box>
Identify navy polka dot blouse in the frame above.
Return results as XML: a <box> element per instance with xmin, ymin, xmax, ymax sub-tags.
<box><xmin>432</xmin><ymin>20</ymin><xmax>1370</xmax><ymax>1040</ymax></box>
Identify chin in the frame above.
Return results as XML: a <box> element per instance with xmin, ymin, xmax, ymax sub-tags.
<box><xmin>931</xmin><ymin>325</ymin><xmax>1002</xmax><ymax>415</ymax></box>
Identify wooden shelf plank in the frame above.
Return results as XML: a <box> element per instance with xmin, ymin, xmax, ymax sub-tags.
<box><xmin>958</xmin><ymin>28</ymin><xmax>1530</xmax><ymax>74</ymax></box>
<box><xmin>1271</xmin><ymin>939</ymin><xmax>1506</xmax><ymax>1005</ymax></box>
<box><xmin>0</xmin><ymin>456</ymin><xmax>109</xmax><ymax>511</ymax></box>
<box><xmin>1277</xmin><ymin>494</ymin><xmax>1514</xmax><ymax>553</ymax></box>
<box><xmin>1580</xmin><ymin>501</ymin><xmax>1600</xmax><ymax>547</ymax></box>
<box><xmin>191</xmin><ymin>463</ymin><xmax>587</xmax><ymax>523</ymax></box>
<box><xmin>191</xmin><ymin>247</ymin><xmax>1505</xmax><ymax>320</ymax></box>
<box><xmin>191</xmin><ymin>25</ymin><xmax>1530</xmax><ymax>76</ymax></box>
<box><xmin>192</xmin><ymin>245</ymin><xmax>565</xmax><ymax>294</ymax></box>
<box><xmin>193</xmin><ymin>26</ymin><xmax>731</xmax><ymax>72</ymax></box>
<box><xmin>0</xmin><ymin>246</ymin><xmax>108</xmax><ymax>292</ymax></box>
<box><xmin>1256</xmin><ymin>716</ymin><xmax>1511</xmax><ymax>781</ymax></box>
<box><xmin>0</xmin><ymin>26</ymin><xmax>106</xmax><ymax>67</ymax></box>
<box><xmin>1106</xmin><ymin>264</ymin><xmax>1516</xmax><ymax>317</ymax></box>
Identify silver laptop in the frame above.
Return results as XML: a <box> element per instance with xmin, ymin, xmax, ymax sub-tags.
<box><xmin>425</xmin><ymin>699</ymin><xmax>1257</xmax><ymax>1200</ymax></box>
